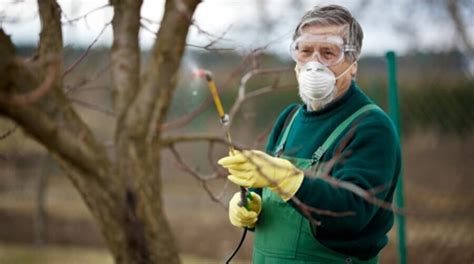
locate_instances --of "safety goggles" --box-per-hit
[289,34,356,67]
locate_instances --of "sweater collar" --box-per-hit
[301,81,357,116]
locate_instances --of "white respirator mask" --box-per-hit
[296,60,356,110]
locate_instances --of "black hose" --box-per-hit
[224,227,247,264]
[225,187,249,263]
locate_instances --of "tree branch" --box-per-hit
[158,48,262,132]
[0,105,109,184]
[0,57,60,106]
[227,67,292,130]
[159,94,215,131]
[110,0,142,120]
[62,3,110,24]
[160,133,232,148]
[0,1,111,186]
[64,63,110,94]
[168,145,227,207]
[445,0,474,55]
[234,129,404,226]
[187,23,234,52]
[38,0,63,58]
[63,22,111,77]
[68,97,116,117]
[125,0,201,142]
[0,125,17,140]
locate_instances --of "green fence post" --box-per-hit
[386,51,407,264]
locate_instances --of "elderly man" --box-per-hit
[218,4,401,264]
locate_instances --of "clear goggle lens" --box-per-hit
[290,35,356,66]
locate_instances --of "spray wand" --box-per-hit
[194,69,249,208]
[194,69,249,262]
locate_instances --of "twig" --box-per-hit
[244,83,294,101]
[306,118,403,214]
[207,141,220,173]
[159,49,263,132]
[320,175,402,213]
[367,184,391,196]
[191,22,232,42]
[168,145,226,207]
[186,43,234,52]
[141,16,160,26]
[65,85,110,93]
[140,21,158,37]
[64,63,111,94]
[0,125,17,140]
[291,196,355,226]
[236,150,355,220]
[227,67,292,129]
[237,145,404,223]
[159,94,214,131]
[69,97,115,117]
[187,23,234,52]
[160,133,241,150]
[200,177,228,207]
[62,4,110,24]
[63,22,111,77]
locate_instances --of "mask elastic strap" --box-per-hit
[294,64,300,80]
[335,60,358,80]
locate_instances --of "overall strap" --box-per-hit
[274,105,300,157]
[312,104,381,165]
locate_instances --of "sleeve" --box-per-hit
[289,113,401,235]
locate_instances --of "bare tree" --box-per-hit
[0,0,200,263]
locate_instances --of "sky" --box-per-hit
[0,0,472,58]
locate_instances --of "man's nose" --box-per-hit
[309,52,322,64]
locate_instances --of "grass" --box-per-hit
[0,243,113,264]
[0,243,236,264]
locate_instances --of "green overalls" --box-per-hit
[253,104,380,264]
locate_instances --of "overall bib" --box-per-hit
[253,104,380,264]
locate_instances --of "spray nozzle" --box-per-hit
[193,69,212,81]
[220,114,230,126]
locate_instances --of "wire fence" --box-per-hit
[363,58,474,263]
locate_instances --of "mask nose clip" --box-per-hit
[304,61,325,73]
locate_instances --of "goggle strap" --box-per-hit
[344,44,357,52]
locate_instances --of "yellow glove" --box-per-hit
[229,191,262,228]
[218,150,304,201]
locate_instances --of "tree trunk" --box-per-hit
[0,0,201,262]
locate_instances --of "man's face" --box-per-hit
[295,24,357,95]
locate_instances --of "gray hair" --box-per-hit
[293,5,363,62]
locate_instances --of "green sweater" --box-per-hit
[262,82,401,260]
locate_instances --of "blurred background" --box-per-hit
[0,0,473,263]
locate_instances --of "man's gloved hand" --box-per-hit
[229,191,262,228]
[218,150,304,201]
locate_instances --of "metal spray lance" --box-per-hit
[194,69,249,262]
